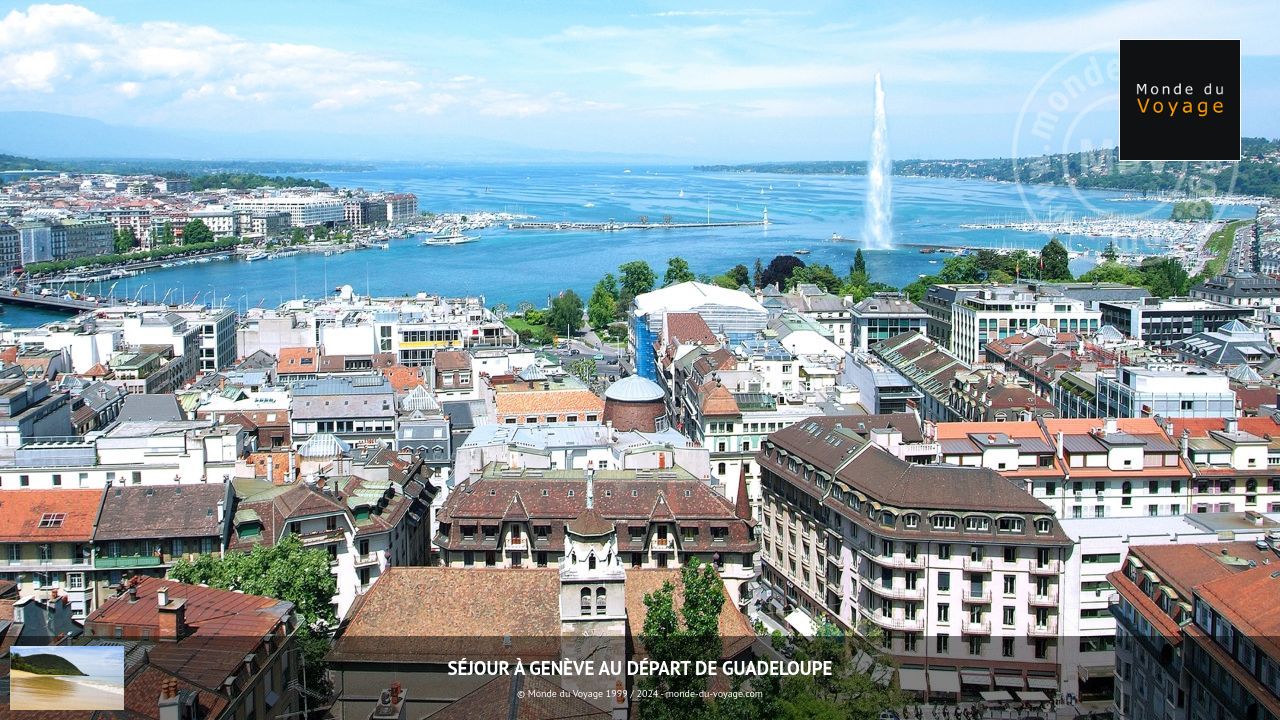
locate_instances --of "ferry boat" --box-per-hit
[243,250,268,262]
[831,232,846,241]
[794,249,811,255]
[424,230,479,246]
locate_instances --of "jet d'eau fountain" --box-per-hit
[863,73,893,250]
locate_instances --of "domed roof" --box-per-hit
[604,375,664,403]
[298,433,351,459]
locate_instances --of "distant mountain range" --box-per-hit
[11,653,87,676]
[696,138,1280,197]
[0,111,677,165]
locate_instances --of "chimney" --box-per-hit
[1103,417,1118,435]
[157,586,168,607]
[1055,431,1064,460]
[585,463,595,510]
[158,679,184,720]
[1225,417,1239,434]
[1180,429,1190,459]
[216,498,225,524]
[158,592,187,642]
[128,585,138,603]
[370,682,408,720]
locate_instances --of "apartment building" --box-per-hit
[0,489,100,617]
[82,577,301,720]
[773,283,856,351]
[0,365,74,462]
[950,285,1101,364]
[228,453,434,618]
[850,293,929,352]
[231,195,345,227]
[630,281,769,381]
[1169,416,1280,514]
[0,222,21,272]
[759,416,1073,698]
[433,464,759,605]
[290,375,397,446]
[1191,270,1280,317]
[1109,541,1280,720]
[871,331,970,422]
[384,193,419,223]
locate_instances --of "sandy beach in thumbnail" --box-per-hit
[9,668,125,711]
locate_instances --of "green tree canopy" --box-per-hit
[759,255,806,290]
[664,257,696,286]
[619,260,657,298]
[168,534,337,702]
[113,228,137,254]
[725,264,750,288]
[1039,238,1072,281]
[853,249,867,276]
[789,262,842,293]
[637,559,725,720]
[588,275,620,329]
[546,289,585,336]
[181,219,214,246]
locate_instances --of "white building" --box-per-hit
[951,286,1101,364]
[1094,365,1237,419]
[231,196,345,227]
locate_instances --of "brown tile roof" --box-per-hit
[94,484,226,542]
[245,451,296,485]
[665,312,718,346]
[276,347,317,374]
[495,390,604,418]
[433,349,472,371]
[121,664,230,720]
[1195,564,1280,660]
[1169,416,1280,438]
[698,381,739,416]
[567,507,614,536]
[83,362,113,378]
[0,489,101,542]
[380,364,425,393]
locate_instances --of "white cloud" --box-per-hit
[115,81,140,98]
[0,50,60,91]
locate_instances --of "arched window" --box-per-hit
[1122,482,1132,494]
[588,554,597,571]
[596,588,607,615]
[1247,479,1258,492]
[580,587,591,615]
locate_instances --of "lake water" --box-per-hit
[5,166,1255,327]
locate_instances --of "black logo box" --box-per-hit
[1119,39,1240,162]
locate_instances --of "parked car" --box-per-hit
[592,353,604,360]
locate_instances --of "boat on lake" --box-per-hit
[243,251,268,262]
[424,229,479,246]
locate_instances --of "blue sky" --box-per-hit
[0,1,1277,161]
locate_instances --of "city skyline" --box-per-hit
[1,1,1279,162]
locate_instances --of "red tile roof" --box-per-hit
[0,489,102,542]
[1169,416,1280,438]
[433,349,472,371]
[380,364,424,393]
[665,312,718,346]
[276,347,317,374]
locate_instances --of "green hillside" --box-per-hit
[11,652,88,676]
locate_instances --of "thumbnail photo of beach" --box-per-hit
[9,645,124,711]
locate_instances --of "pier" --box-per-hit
[508,212,769,233]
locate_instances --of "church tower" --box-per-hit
[558,465,628,720]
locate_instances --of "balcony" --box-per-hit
[861,548,924,569]
[963,557,993,571]
[1029,593,1059,607]
[962,619,992,634]
[963,588,992,603]
[864,579,925,601]
[299,529,345,547]
[651,537,675,552]
[506,536,526,550]
[1029,560,1062,575]
[353,552,381,567]
[868,613,924,631]
[6,558,92,570]
[95,555,164,569]
[1028,618,1059,636]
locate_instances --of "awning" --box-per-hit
[994,674,1023,688]
[1026,676,1059,690]
[960,669,990,685]
[898,667,928,692]
[785,609,816,638]
[980,690,1013,702]
[1017,690,1050,702]
[928,668,961,694]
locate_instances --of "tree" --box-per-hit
[546,289,585,336]
[313,225,330,241]
[567,357,597,385]
[853,249,867,276]
[1140,257,1191,297]
[1102,240,1119,262]
[637,559,725,720]
[182,219,214,246]
[290,227,306,245]
[758,255,806,290]
[752,258,764,288]
[492,302,509,319]
[1078,261,1143,285]
[768,623,908,720]
[664,257,696,287]
[158,222,176,246]
[789,263,842,293]
[619,260,656,298]
[169,534,337,703]
[588,276,619,329]
[516,301,535,316]
[1039,238,1072,281]
[726,264,750,288]
[113,228,136,254]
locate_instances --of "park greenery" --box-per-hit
[24,235,241,275]
[189,172,329,191]
[637,559,905,720]
[169,534,337,704]
[1171,200,1213,221]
